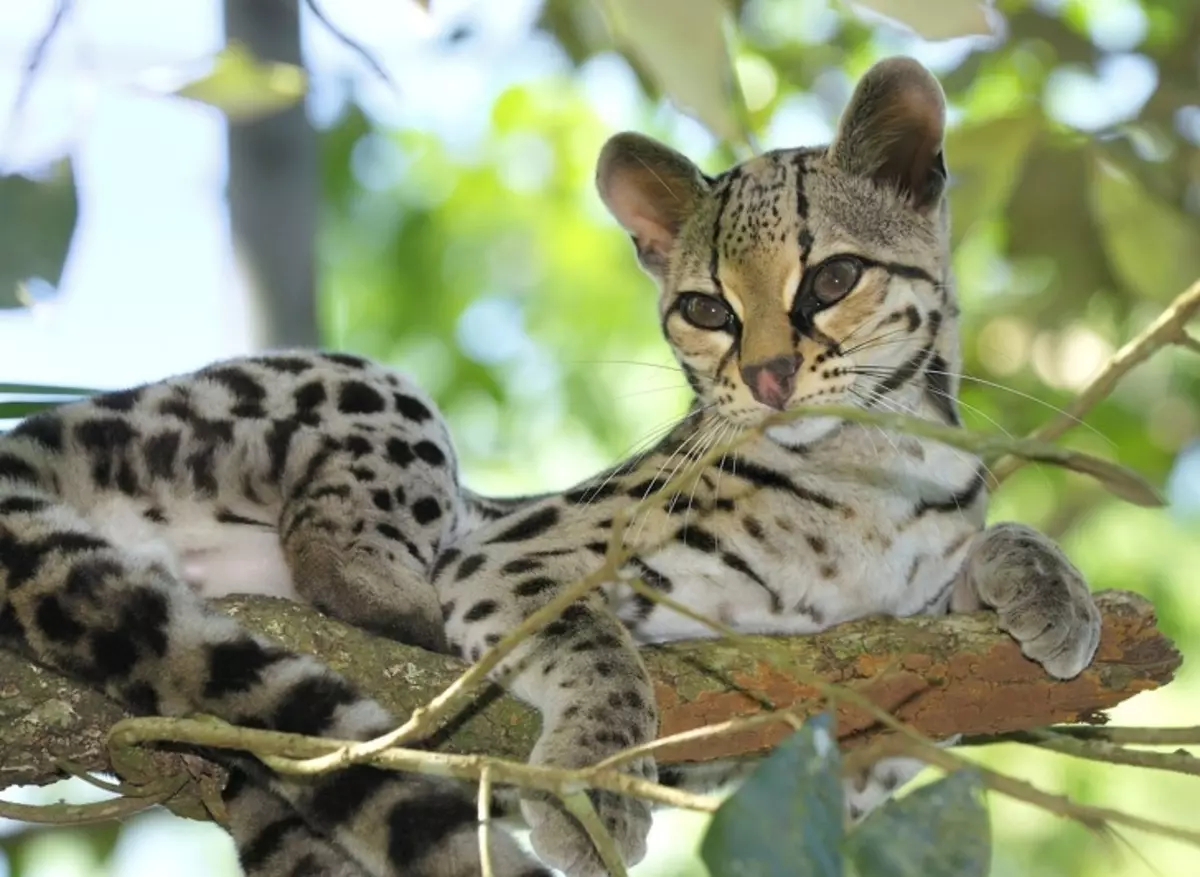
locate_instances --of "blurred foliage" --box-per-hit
[597,0,751,145]
[5,0,1200,875]
[0,159,76,309]
[0,383,94,420]
[173,41,307,122]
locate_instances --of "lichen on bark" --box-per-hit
[0,588,1180,821]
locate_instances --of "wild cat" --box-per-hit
[0,56,1099,876]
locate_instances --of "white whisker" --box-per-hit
[570,359,691,376]
[615,385,691,401]
[575,406,713,510]
[628,416,721,548]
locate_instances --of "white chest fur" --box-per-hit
[625,426,985,644]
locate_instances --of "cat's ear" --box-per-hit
[828,57,947,210]
[596,133,709,278]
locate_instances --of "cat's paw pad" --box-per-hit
[966,523,1101,679]
[844,753,945,824]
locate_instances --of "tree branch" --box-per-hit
[991,277,1200,483]
[0,588,1178,819]
[3,0,74,163]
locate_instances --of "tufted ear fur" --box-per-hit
[596,132,709,279]
[828,56,947,210]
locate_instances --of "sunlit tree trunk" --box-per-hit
[223,0,318,349]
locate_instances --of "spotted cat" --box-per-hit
[0,57,1100,876]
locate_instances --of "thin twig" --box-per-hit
[965,725,1200,747]
[761,403,1161,506]
[478,766,495,877]
[560,791,631,877]
[0,774,186,826]
[53,758,138,795]
[302,0,397,94]
[1012,730,1200,778]
[857,735,1200,848]
[108,717,721,814]
[592,707,798,772]
[3,0,74,165]
[991,278,1200,483]
[1177,331,1200,356]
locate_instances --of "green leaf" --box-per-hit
[0,161,78,308]
[1005,141,1122,321]
[0,383,97,396]
[174,42,306,123]
[1089,153,1200,303]
[701,713,845,877]
[944,113,1041,247]
[0,401,67,419]
[844,771,990,877]
[598,0,750,145]
[844,0,995,39]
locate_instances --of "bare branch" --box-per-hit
[0,774,184,826]
[302,0,397,94]
[992,278,1200,483]
[3,0,74,163]
[1177,331,1200,356]
[857,734,1200,848]
[0,589,1178,799]
[996,729,1200,778]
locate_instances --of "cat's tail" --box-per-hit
[223,764,545,877]
[0,469,546,877]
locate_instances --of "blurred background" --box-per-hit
[1,0,1199,874]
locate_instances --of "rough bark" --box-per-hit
[0,588,1178,812]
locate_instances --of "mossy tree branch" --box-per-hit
[0,588,1178,823]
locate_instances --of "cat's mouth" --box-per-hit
[711,381,857,430]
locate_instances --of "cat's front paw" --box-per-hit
[964,522,1101,679]
[522,721,654,876]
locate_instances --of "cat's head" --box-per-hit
[597,57,959,437]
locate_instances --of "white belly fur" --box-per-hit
[84,497,298,600]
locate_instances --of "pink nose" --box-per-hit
[740,356,798,410]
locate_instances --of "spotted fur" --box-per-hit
[0,58,1100,876]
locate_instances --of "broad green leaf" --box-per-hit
[701,713,844,877]
[844,771,990,877]
[944,114,1040,246]
[844,0,995,39]
[174,42,306,123]
[0,161,78,308]
[1089,153,1200,303]
[598,0,748,145]
[1006,142,1122,322]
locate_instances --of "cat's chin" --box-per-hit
[764,414,844,447]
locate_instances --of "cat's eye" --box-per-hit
[679,294,733,330]
[810,257,863,305]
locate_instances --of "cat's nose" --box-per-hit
[740,355,798,410]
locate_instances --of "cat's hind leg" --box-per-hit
[0,474,544,877]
